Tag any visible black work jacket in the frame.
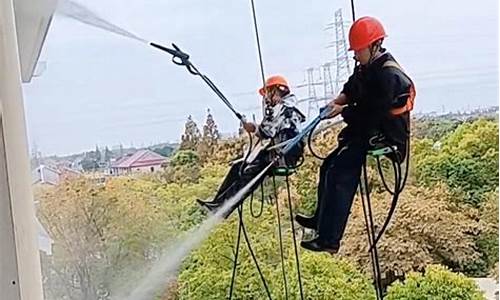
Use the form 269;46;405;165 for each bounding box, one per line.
340;52;411;152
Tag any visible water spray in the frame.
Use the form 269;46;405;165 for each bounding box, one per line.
57;0;246;122
57;0;148;43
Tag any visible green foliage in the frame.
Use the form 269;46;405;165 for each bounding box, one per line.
198;109;220;162
180;115;201;151
39;115;499;299
162;150;201;184
386;265;486;300
413;119;499;206
341;184;481;275
37;177;174;299
293;154;320;215
171;150;200;167
412;118;461;141
177;203;375;300
104;146;113;162
464;190;499;276
80;156;99;171
153;145;175;157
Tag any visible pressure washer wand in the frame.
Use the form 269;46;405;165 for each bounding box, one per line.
149;42;245;122
280;107;337;155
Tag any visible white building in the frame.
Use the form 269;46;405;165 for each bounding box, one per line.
0;0;57;299
32;165;60;185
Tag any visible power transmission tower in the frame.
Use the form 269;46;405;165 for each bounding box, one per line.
326;9;351;94
321;62;335;100
334;9;351;92
305;68;319;118
297;8;352;119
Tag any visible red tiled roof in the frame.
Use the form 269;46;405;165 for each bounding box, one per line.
111;150;167;169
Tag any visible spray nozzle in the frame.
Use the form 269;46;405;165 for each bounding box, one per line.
150;42;189;60
150;42;198;75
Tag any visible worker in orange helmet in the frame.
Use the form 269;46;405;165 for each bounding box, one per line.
297;16;415;253
197;75;305;218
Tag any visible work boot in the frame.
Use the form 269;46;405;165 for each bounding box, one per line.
300;237;339;254
295;214;317;230
196;199;220;214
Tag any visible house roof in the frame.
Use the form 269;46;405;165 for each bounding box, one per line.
60;167;82;176
32;164;61;185
111;150;167;169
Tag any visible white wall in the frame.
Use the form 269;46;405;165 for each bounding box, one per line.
0;0;45;299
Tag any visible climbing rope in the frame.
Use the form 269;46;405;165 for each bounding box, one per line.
360;161;385;300
350;0;356;21
306;118;344;160
272;175;290;299
228;206;273;300
359;141;406;300
228;209;242;299
370;149;403;248
249;182;265;218
249;0;266;85
284;172;305;300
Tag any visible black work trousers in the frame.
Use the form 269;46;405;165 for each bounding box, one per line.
314;139;369;244
211;153;269;217
212;143;302;217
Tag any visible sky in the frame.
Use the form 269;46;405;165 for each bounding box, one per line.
22;0;499;156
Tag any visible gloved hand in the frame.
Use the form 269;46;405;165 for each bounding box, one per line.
320;102;344;119
243;122;256;133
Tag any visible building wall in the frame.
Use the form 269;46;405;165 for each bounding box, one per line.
112;163;163;176
131;164;163;173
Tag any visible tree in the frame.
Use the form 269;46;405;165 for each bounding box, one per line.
466;189;500;276
177;201;376;299
180;115;201;151
162;150;201;184
36;177;173;299
386;265;485;300
153;145;175;157
339;184;481;275
104;146;112;163
95;145;102;162
80;155;99;171
170;150;200;167
411;117;461;141
198;109;220;162
413;119;499;206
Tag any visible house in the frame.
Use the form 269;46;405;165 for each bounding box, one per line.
59;166;82;180
32;164;60;185
110;149;168;175
32;164;82;185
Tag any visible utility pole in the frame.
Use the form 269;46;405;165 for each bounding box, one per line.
0;0;45;299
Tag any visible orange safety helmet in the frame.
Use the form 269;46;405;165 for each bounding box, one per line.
348;16;387;51
258;75;289;96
